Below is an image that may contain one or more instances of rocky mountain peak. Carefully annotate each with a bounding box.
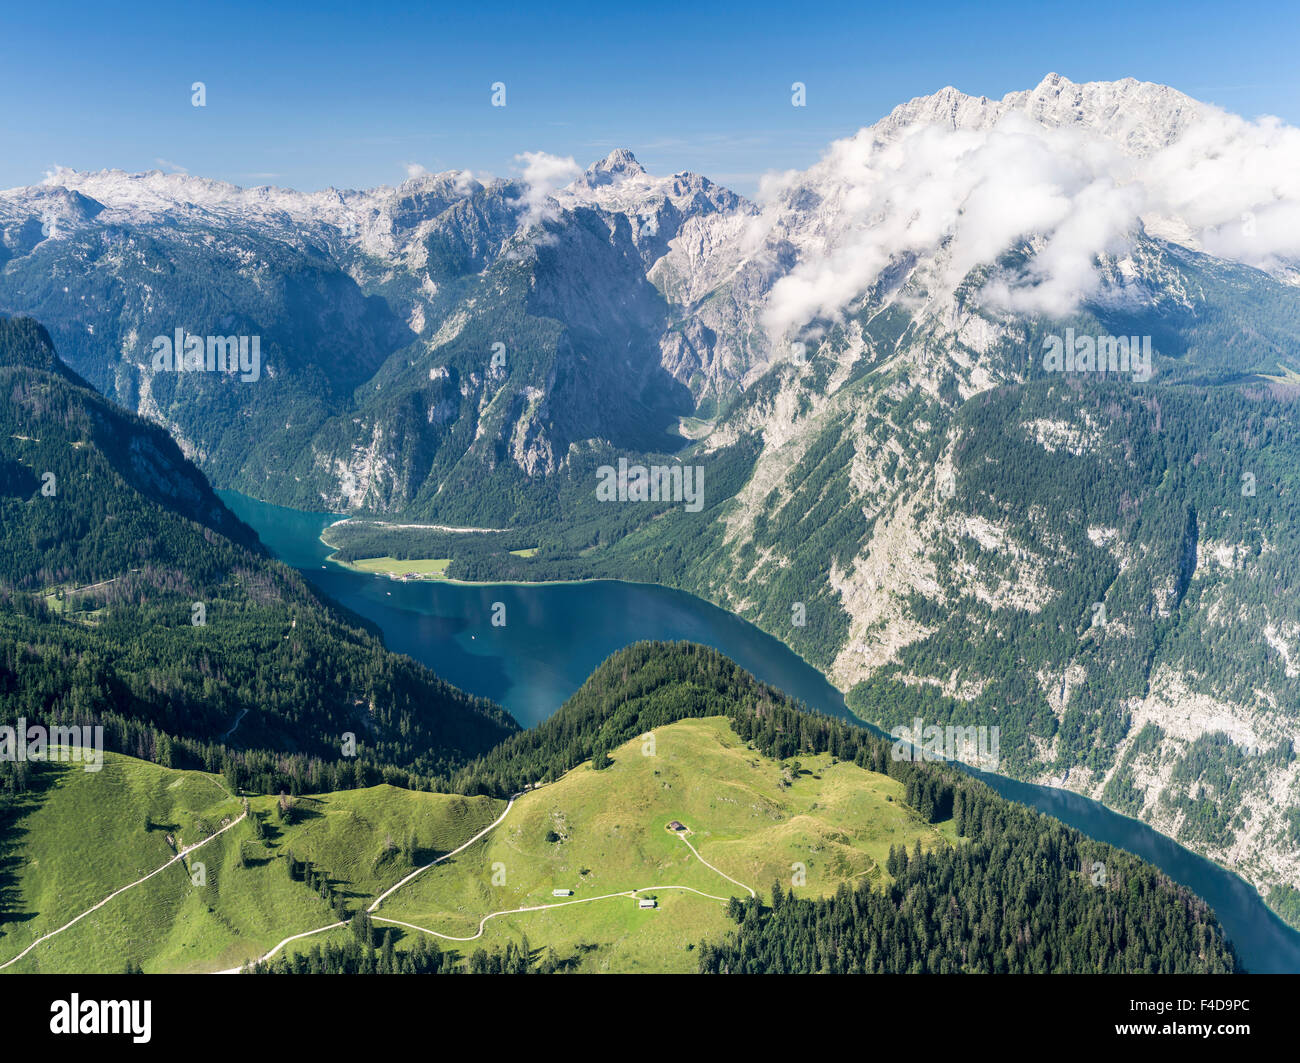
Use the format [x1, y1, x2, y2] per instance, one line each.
[874, 73, 1206, 155]
[591, 148, 646, 177]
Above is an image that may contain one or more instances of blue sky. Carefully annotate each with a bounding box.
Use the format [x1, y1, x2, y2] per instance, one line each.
[2, 0, 1297, 196]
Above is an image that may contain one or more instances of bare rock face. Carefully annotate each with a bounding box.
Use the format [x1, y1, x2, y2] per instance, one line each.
[875, 73, 1206, 155]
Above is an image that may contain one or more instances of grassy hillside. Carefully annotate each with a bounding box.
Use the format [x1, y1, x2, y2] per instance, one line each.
[0, 718, 944, 974]
[0, 751, 501, 973]
[1, 642, 1241, 974]
[374, 716, 951, 972]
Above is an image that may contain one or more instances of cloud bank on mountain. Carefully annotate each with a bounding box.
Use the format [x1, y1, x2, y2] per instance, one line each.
[756, 80, 1300, 340]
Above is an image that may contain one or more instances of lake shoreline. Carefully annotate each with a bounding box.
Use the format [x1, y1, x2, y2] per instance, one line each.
[316, 528, 843, 680]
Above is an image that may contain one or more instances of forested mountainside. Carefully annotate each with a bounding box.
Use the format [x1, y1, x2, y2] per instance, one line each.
[0, 317, 516, 794]
[699, 846, 1237, 973]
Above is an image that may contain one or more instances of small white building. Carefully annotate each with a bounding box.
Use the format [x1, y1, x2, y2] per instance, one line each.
[638, 898, 656, 909]
[552, 888, 573, 897]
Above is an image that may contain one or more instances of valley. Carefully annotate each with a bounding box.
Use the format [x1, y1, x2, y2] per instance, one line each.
[2, 60, 1299, 981]
[224, 490, 1300, 971]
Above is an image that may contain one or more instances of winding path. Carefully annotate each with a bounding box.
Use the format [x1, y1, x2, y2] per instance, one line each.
[216, 920, 348, 971]
[0, 812, 246, 972]
[221, 708, 248, 742]
[367, 794, 521, 913]
[372, 884, 735, 944]
[674, 833, 756, 898]
[219, 800, 754, 972]
[215, 793, 523, 973]
[0, 773, 753, 975]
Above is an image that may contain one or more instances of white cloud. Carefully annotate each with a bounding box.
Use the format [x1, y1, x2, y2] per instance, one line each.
[1143, 110, 1300, 270]
[755, 103, 1300, 341]
[513, 151, 583, 229]
[450, 169, 480, 195]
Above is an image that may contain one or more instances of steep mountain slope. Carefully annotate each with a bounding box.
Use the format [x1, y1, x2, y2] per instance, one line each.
[2, 74, 1294, 519]
[0, 316, 516, 788]
[640, 254, 1300, 916]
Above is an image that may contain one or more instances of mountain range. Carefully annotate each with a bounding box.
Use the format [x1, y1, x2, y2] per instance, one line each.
[1, 73, 1298, 924]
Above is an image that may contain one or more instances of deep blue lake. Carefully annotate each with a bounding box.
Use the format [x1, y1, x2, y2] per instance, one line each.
[223, 490, 1300, 973]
